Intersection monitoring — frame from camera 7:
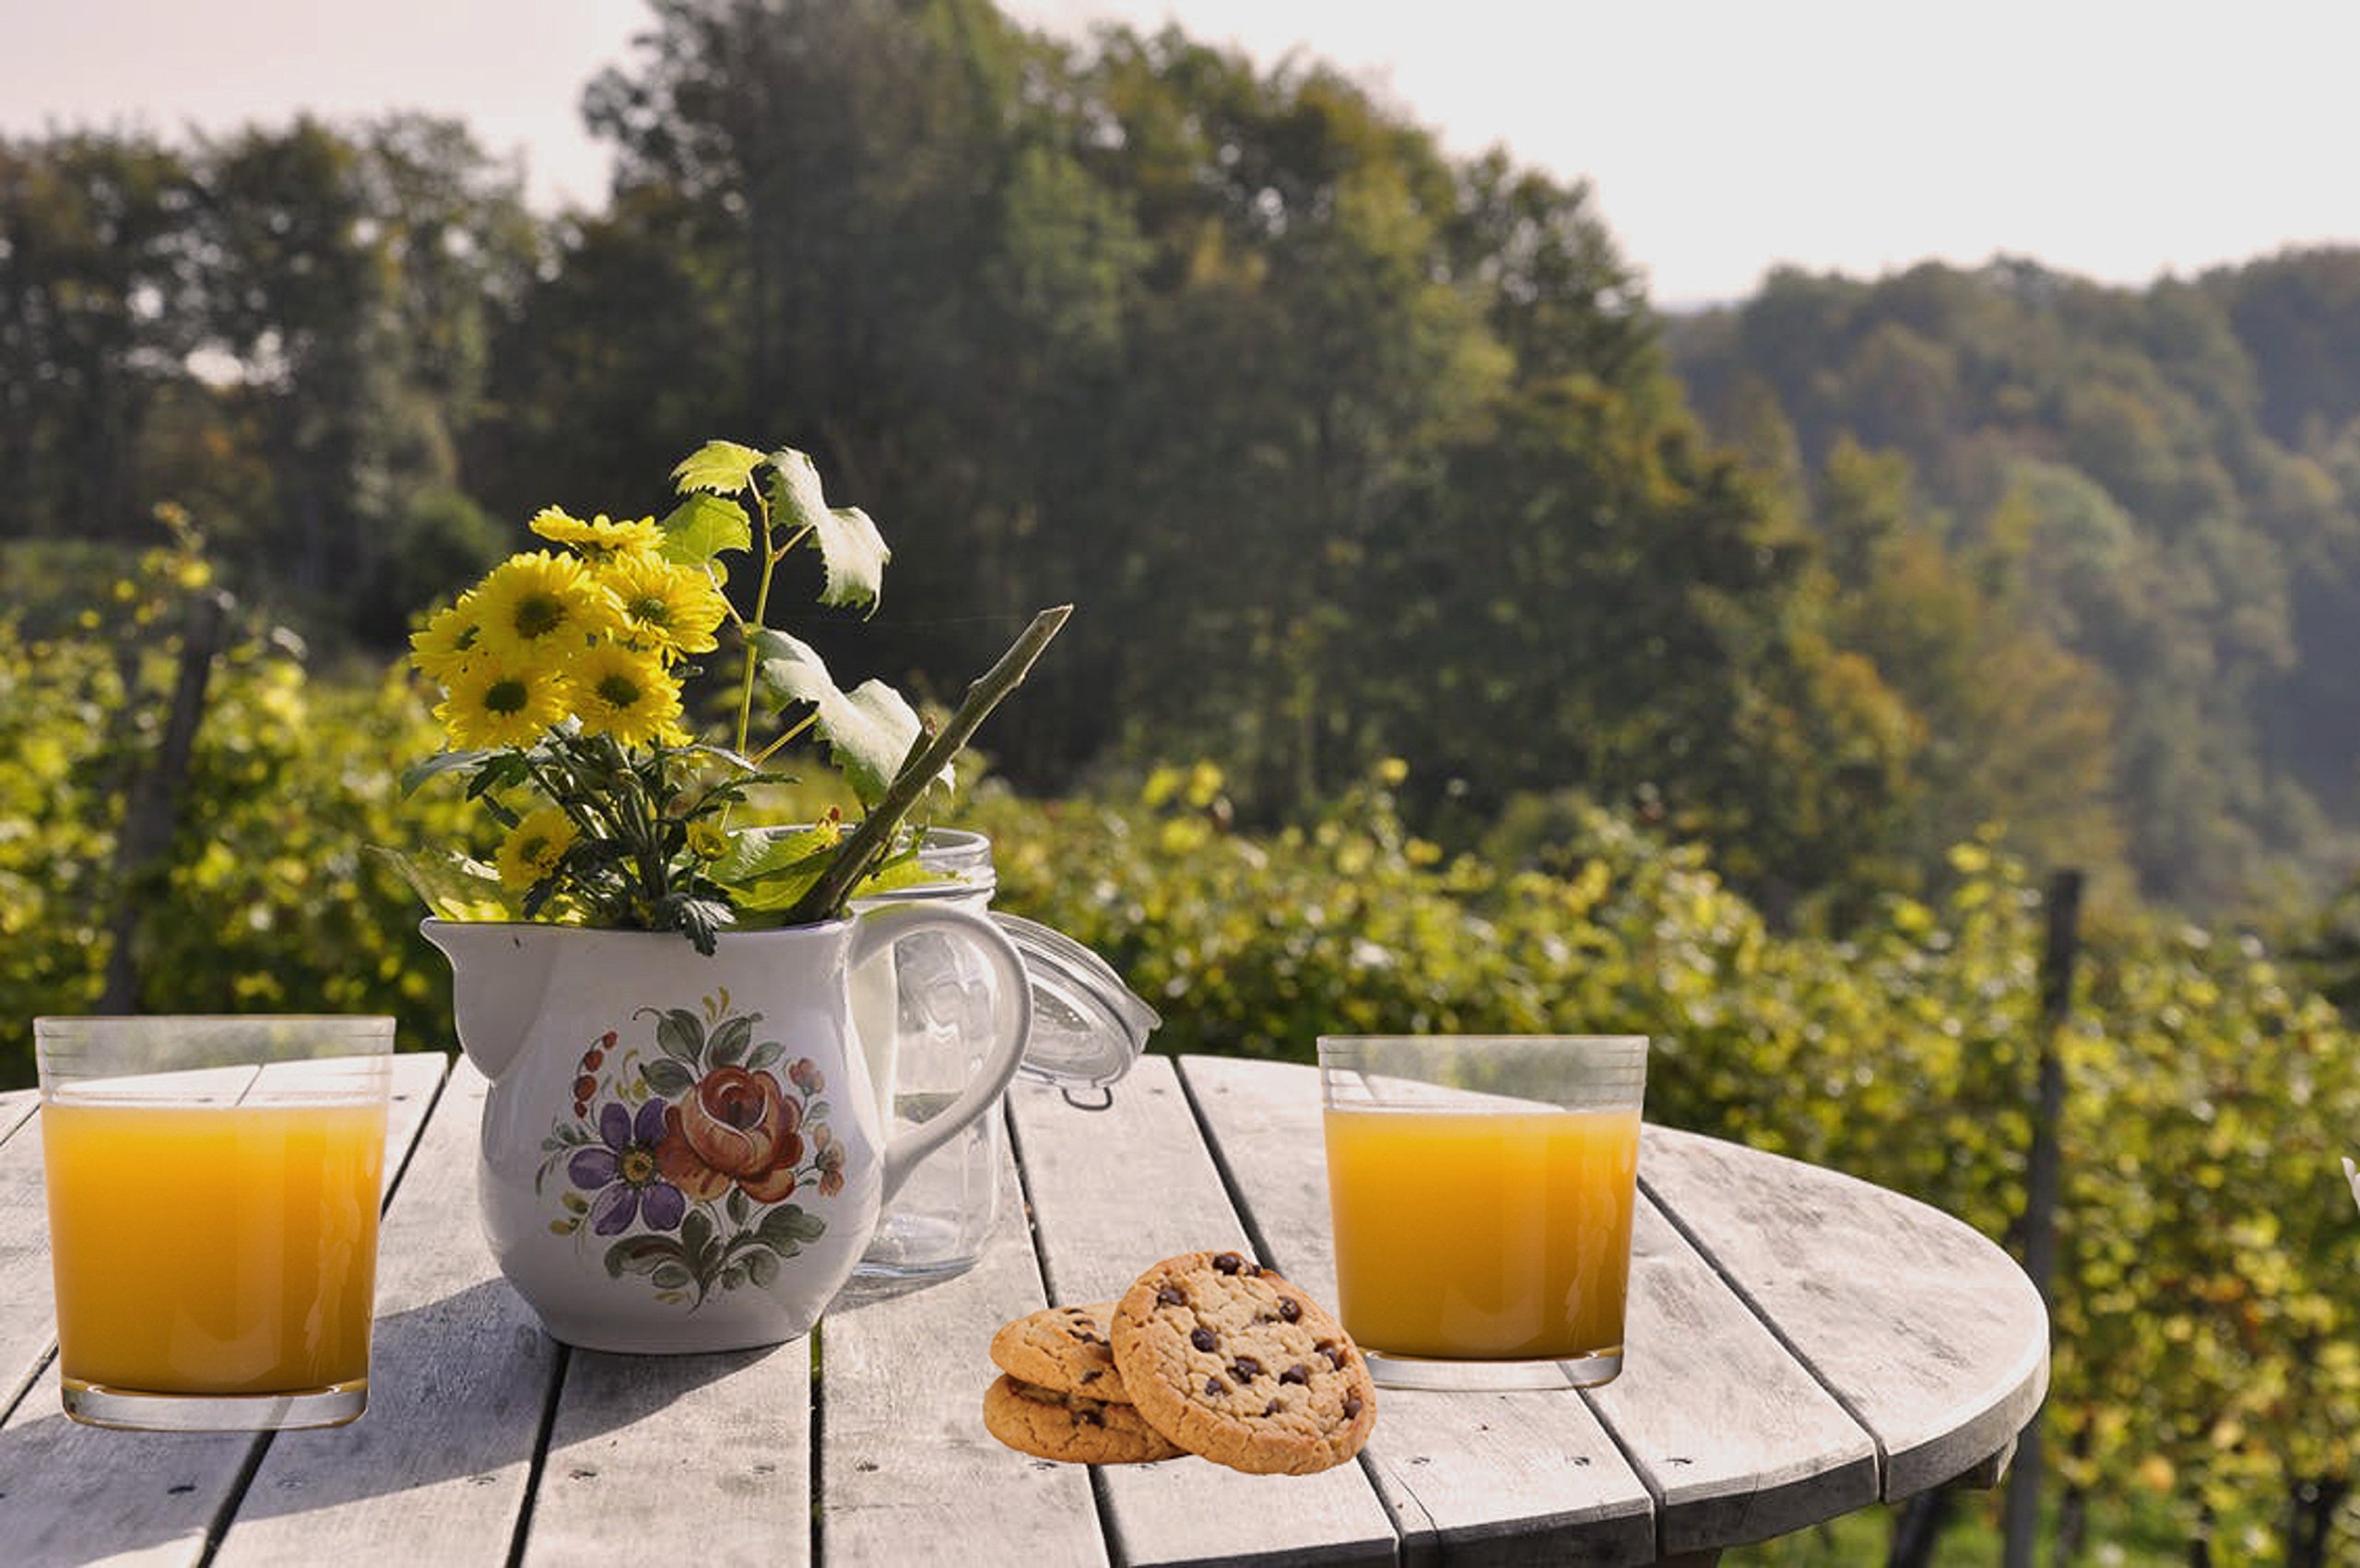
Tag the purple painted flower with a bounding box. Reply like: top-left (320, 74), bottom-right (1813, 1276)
top-left (569, 1098), bottom-right (688, 1235)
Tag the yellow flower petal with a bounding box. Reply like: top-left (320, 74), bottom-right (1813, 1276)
top-left (600, 553), bottom-right (730, 660)
top-left (496, 807), bottom-right (578, 891)
top-left (470, 551), bottom-right (620, 665)
top-left (435, 653), bottom-right (571, 749)
top-left (531, 508), bottom-right (667, 564)
top-left (566, 642), bottom-right (685, 748)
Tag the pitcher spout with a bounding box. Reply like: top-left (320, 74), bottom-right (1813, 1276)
top-left (419, 918), bottom-right (560, 1082)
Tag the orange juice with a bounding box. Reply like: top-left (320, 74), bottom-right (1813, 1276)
top-left (42, 1099), bottom-right (387, 1394)
top-left (1323, 1105), bottom-right (1639, 1360)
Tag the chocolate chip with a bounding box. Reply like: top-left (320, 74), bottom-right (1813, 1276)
top-left (1231, 1355), bottom-right (1263, 1381)
top-left (1343, 1396), bottom-right (1363, 1419)
top-left (1262, 1399), bottom-right (1282, 1416)
top-left (1190, 1326), bottom-right (1218, 1351)
top-left (1078, 1409), bottom-right (1104, 1427)
top-left (1278, 1297), bottom-right (1302, 1323)
top-left (1205, 1376), bottom-right (1227, 1396)
top-left (1280, 1363), bottom-right (1310, 1385)
top-left (1156, 1283), bottom-right (1186, 1306)
top-left (1325, 1346), bottom-right (1351, 1370)
top-left (1080, 1370), bottom-right (1102, 1383)
top-left (1212, 1252), bottom-right (1244, 1274)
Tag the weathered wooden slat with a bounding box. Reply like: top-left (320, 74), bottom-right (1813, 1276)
top-left (1179, 1054), bottom-right (1662, 1568)
top-left (0, 1087), bottom-right (36, 1141)
top-left (0, 1087), bottom-right (64, 1423)
top-left (1008, 1058), bottom-right (1401, 1568)
top-left (376, 1052), bottom-right (453, 1200)
top-left (1639, 1124), bottom-right (2049, 1500)
top-left (214, 1059), bottom-right (560, 1567)
top-left (820, 1105), bottom-right (1110, 1568)
top-left (525, 1340), bottom-right (812, 1568)
top-left (0, 1379), bottom-right (258, 1568)
top-left (1587, 1200), bottom-right (1879, 1555)
top-left (0, 1053), bottom-right (452, 1568)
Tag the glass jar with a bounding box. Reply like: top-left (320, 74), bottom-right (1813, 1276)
top-left (850, 831), bottom-right (1157, 1282)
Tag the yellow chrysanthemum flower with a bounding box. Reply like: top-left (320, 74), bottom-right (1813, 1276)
top-left (495, 807), bottom-right (578, 892)
top-left (600, 553), bottom-right (730, 660)
top-left (470, 551), bottom-right (620, 665)
top-left (567, 642), bottom-right (687, 747)
top-left (409, 592), bottom-right (485, 683)
top-left (435, 653), bottom-right (572, 750)
top-left (530, 507), bottom-right (667, 564)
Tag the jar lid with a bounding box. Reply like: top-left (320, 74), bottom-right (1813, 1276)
top-left (996, 914), bottom-right (1158, 1106)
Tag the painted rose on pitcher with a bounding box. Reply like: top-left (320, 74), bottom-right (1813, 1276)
top-left (659, 1064), bottom-right (808, 1203)
top-left (538, 993), bottom-right (836, 1306)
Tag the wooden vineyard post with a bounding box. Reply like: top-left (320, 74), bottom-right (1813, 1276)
top-left (98, 587), bottom-right (230, 1012)
top-left (2002, 867), bottom-right (2083, 1568)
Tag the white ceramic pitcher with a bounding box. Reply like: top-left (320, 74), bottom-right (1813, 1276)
top-left (422, 907), bottom-right (1031, 1353)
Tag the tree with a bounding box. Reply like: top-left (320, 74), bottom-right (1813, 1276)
top-left (0, 133), bottom-right (205, 546)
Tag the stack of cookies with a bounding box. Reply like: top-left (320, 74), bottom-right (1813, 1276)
top-left (983, 1249), bottom-right (1377, 1476)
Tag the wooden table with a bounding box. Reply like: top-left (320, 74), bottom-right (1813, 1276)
top-left (0, 1052), bottom-right (2047, 1566)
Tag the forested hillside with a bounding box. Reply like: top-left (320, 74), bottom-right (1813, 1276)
top-left (1669, 256), bottom-right (2360, 914)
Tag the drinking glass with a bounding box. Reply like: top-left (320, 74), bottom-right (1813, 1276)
top-left (1319, 1034), bottom-right (1647, 1391)
top-left (35, 1015), bottom-right (395, 1431)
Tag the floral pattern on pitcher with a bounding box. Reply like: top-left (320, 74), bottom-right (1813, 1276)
top-left (537, 991), bottom-right (844, 1307)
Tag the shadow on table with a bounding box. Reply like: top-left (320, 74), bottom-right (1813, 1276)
top-left (0, 1279), bottom-right (807, 1565)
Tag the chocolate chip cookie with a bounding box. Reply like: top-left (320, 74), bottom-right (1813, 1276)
top-left (1108, 1250), bottom-right (1376, 1476)
top-left (989, 1301), bottom-right (1131, 1403)
top-left (981, 1373), bottom-right (1186, 1465)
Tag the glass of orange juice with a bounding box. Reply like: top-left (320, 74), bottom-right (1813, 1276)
top-left (35, 1015), bottom-right (395, 1431)
top-left (1320, 1034), bottom-right (1647, 1391)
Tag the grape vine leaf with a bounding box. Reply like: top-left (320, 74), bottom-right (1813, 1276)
top-left (763, 447), bottom-right (889, 610)
top-left (670, 440), bottom-right (767, 497)
top-left (749, 630), bottom-right (950, 804)
top-left (657, 490), bottom-right (750, 567)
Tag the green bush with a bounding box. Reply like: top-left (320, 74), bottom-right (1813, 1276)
top-left (0, 542), bottom-right (471, 1081)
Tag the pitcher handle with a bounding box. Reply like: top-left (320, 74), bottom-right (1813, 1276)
top-left (848, 902), bottom-right (1033, 1205)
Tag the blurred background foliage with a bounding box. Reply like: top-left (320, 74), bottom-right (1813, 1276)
top-left (6, 0), bottom-right (2360, 1558)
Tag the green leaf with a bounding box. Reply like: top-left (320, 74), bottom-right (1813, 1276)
top-left (399, 749), bottom-right (490, 795)
top-left (671, 439), bottom-right (766, 497)
top-left (708, 1014), bottom-right (754, 1067)
top-left (848, 845), bottom-right (936, 901)
top-left (750, 630), bottom-right (948, 806)
top-left (651, 1262), bottom-right (695, 1291)
top-left (726, 1188), bottom-right (750, 1227)
top-left (655, 1008), bottom-right (705, 1065)
top-left (369, 845), bottom-right (516, 921)
top-left (657, 491), bottom-right (750, 566)
top-left (680, 1208), bottom-right (717, 1267)
top-left (605, 1234), bottom-right (685, 1279)
top-left (641, 1056), bottom-right (695, 1098)
top-left (744, 1248), bottom-right (780, 1288)
top-left (706, 823), bottom-right (839, 912)
top-left (755, 1203), bottom-right (828, 1250)
top-left (762, 447), bottom-right (889, 609)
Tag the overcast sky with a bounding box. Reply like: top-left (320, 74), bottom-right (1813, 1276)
top-left (5, 0), bottom-right (2355, 305)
